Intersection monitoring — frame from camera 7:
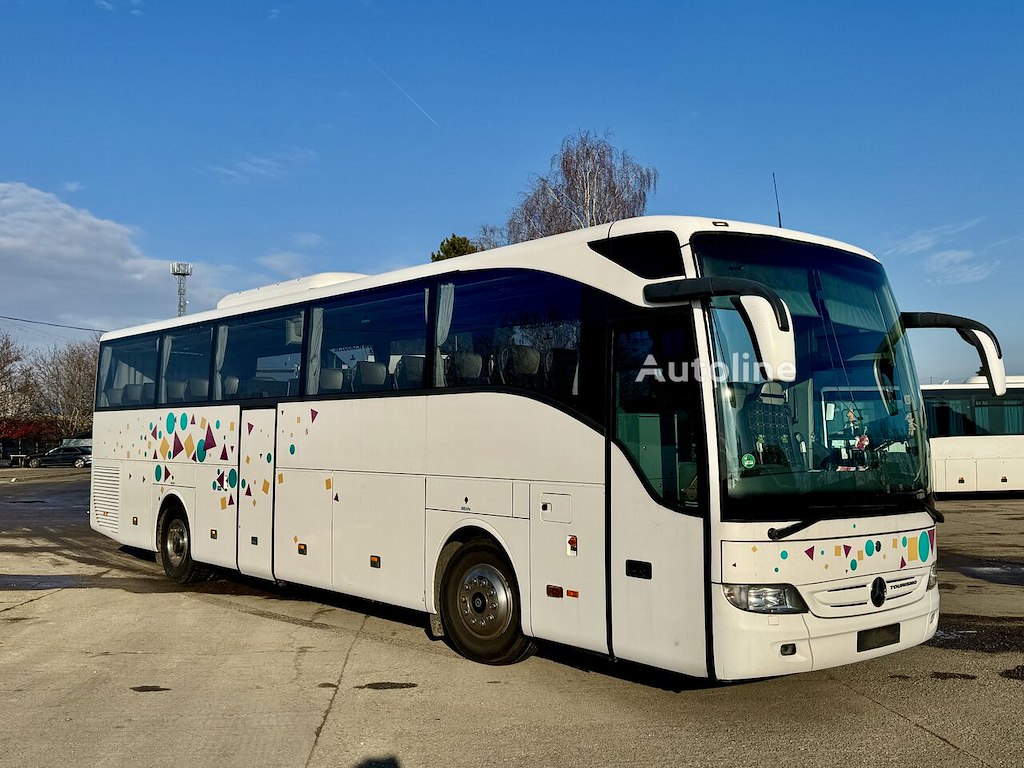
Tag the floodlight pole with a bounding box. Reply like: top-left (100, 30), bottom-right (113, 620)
top-left (170, 262), bottom-right (193, 317)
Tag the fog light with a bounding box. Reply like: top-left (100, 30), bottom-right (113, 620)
top-left (780, 643), bottom-right (796, 657)
top-left (927, 563), bottom-right (938, 590)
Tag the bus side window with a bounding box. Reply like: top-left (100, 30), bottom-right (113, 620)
top-left (308, 286), bottom-right (427, 396)
top-left (434, 273), bottom-right (583, 413)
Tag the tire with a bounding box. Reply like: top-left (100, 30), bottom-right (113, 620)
top-left (27, 458), bottom-right (40, 468)
top-left (440, 539), bottom-right (536, 665)
top-left (156, 508), bottom-right (210, 584)
top-left (73, 458), bottom-right (86, 468)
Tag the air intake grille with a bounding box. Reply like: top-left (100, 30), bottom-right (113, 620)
top-left (804, 571), bottom-right (926, 618)
top-left (92, 465), bottom-right (120, 533)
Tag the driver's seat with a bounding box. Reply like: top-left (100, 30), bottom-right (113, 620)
top-left (745, 382), bottom-right (801, 468)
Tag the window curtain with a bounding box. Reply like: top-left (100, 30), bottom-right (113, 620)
top-left (213, 325), bottom-right (229, 400)
top-left (158, 336), bottom-right (173, 404)
top-left (306, 307), bottom-right (324, 394)
top-left (434, 283), bottom-right (455, 386)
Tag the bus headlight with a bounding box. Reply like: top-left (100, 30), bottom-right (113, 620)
top-left (927, 563), bottom-right (938, 590)
top-left (723, 584), bottom-right (808, 614)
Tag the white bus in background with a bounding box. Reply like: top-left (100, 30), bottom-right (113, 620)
top-left (89, 215), bottom-right (1006, 680)
top-left (923, 376), bottom-right (1024, 493)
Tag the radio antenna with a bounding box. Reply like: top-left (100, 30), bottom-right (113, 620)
top-left (772, 172), bottom-right (783, 228)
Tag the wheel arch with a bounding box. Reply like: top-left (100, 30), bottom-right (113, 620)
top-left (427, 519), bottom-right (532, 639)
top-left (155, 491), bottom-right (192, 551)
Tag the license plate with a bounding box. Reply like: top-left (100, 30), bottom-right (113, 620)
top-left (857, 623), bottom-right (900, 652)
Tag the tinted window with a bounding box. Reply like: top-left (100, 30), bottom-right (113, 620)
top-left (614, 315), bottom-right (703, 511)
top-left (435, 272), bottom-right (584, 411)
top-left (925, 395), bottom-right (976, 436)
top-left (215, 309), bottom-right (305, 400)
top-left (973, 397), bottom-right (1024, 436)
top-left (96, 335), bottom-right (160, 409)
top-left (160, 326), bottom-right (212, 404)
top-left (588, 231), bottom-right (683, 278)
top-left (307, 285), bottom-right (428, 395)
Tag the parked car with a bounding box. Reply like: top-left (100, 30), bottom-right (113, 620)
top-left (20, 446), bottom-right (92, 469)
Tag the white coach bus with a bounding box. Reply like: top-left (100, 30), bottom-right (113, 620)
top-left (922, 376), bottom-right (1024, 493)
top-left (90, 216), bottom-right (1006, 680)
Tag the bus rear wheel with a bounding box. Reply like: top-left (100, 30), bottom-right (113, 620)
top-left (157, 508), bottom-right (210, 584)
top-left (440, 540), bottom-right (536, 665)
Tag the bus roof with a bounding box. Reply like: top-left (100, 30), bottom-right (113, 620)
top-left (101, 215), bottom-right (877, 342)
top-left (922, 375), bottom-right (1024, 391)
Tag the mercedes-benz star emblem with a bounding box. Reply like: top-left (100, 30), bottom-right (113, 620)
top-left (870, 576), bottom-right (888, 608)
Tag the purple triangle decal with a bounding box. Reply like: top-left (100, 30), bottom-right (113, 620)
top-left (333, 493), bottom-right (339, 502)
top-left (245, 486), bottom-right (252, 496)
top-left (153, 450), bottom-right (158, 460)
top-left (191, 416), bottom-right (196, 425)
top-left (204, 425), bottom-right (217, 450)
top-left (843, 545), bottom-right (852, 557)
top-left (151, 426), bottom-right (158, 439)
top-left (172, 433), bottom-right (184, 458)
top-left (928, 529), bottom-right (935, 548)
top-left (900, 557), bottom-right (907, 569)
top-left (311, 409), bottom-right (318, 423)
top-left (804, 546), bottom-right (815, 560)
top-left (228, 495), bottom-right (234, 506)
top-left (247, 422), bottom-right (254, 435)
top-left (220, 446), bottom-right (229, 461)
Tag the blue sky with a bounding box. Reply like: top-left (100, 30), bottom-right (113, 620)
top-left (0, 0), bottom-right (1021, 382)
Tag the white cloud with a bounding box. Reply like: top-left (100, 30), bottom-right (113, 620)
top-left (62, 181), bottom-right (82, 193)
top-left (923, 249), bottom-right (1000, 285)
top-left (884, 218), bottom-right (985, 257)
top-left (207, 148), bottom-right (317, 184)
top-left (292, 231), bottom-right (322, 248)
top-left (0, 183), bottom-right (248, 343)
top-left (257, 250), bottom-right (308, 279)
top-left (94, 0), bottom-right (115, 11)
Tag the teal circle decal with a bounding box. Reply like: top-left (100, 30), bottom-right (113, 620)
top-left (289, 444), bottom-right (296, 455)
top-left (228, 469), bottom-right (238, 488)
top-left (866, 540), bottom-right (875, 556)
top-left (216, 420), bottom-right (221, 430)
top-left (266, 452), bottom-right (272, 464)
top-left (774, 567), bottom-right (779, 573)
top-left (166, 413), bottom-right (175, 434)
top-left (155, 466), bottom-right (162, 482)
top-left (780, 550), bottom-right (788, 560)
top-left (241, 478), bottom-right (246, 489)
top-left (850, 559), bottom-right (858, 571)
top-left (180, 413), bottom-right (188, 430)
top-left (918, 532), bottom-right (930, 562)
top-left (196, 438), bottom-right (206, 463)
top-left (902, 536), bottom-right (908, 547)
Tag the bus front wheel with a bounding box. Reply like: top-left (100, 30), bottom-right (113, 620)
top-left (157, 508), bottom-right (210, 584)
top-left (440, 540), bottom-right (536, 665)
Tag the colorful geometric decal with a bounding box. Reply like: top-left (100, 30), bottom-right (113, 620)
top-left (726, 526), bottom-right (937, 581)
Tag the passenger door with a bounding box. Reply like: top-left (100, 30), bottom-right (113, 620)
top-left (608, 315), bottom-right (710, 677)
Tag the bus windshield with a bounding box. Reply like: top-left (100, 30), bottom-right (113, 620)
top-left (695, 232), bottom-right (929, 522)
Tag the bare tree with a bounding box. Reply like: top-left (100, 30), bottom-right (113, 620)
top-left (472, 224), bottom-right (509, 252)
top-left (505, 130), bottom-right (658, 244)
top-left (29, 337), bottom-right (100, 437)
top-left (0, 332), bottom-right (33, 422)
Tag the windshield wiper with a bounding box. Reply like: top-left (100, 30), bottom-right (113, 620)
top-left (767, 518), bottom-right (826, 541)
top-left (766, 502), bottom-right (921, 541)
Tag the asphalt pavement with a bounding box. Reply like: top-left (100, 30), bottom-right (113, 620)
top-left (1, 472), bottom-right (1021, 768)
